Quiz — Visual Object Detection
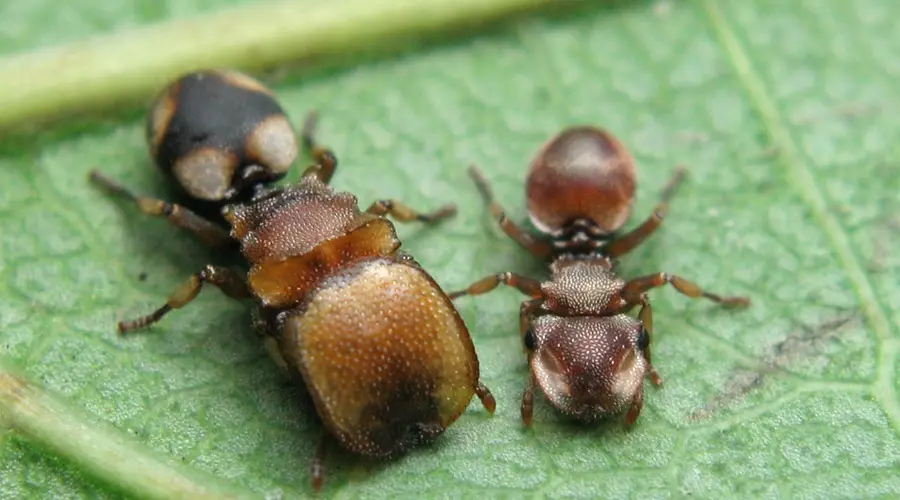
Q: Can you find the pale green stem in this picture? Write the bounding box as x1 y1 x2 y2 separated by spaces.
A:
0 0 568 129
0 364 263 500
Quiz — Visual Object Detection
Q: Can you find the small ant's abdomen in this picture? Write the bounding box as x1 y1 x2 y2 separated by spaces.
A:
280 257 481 457
526 126 636 235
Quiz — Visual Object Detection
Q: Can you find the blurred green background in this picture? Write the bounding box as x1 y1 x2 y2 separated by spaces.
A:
1 0 899 498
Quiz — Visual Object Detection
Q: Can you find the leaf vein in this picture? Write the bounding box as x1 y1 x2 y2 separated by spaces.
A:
702 0 900 435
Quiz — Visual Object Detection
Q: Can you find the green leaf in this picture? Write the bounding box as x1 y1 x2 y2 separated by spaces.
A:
3 0 900 498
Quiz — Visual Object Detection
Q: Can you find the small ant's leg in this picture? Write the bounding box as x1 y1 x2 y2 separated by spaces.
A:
448 272 543 300
518 300 540 427
310 433 328 492
624 384 645 427
521 372 536 427
637 298 663 386
89 170 231 248
475 382 497 414
520 299 542 338
299 111 337 184
468 165 553 260
605 166 687 259
117 265 250 334
637 296 654 335
621 272 750 308
365 199 456 225
518 299 540 427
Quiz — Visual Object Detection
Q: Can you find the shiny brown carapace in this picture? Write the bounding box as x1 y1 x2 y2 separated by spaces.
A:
90 107 495 492
526 126 636 236
449 126 750 427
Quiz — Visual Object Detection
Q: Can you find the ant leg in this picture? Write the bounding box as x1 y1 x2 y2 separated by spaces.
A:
447 272 543 300
475 382 497 414
520 299 542 337
117 265 250 334
624 384 645 427
521 372 536 427
365 199 456 225
637 298 663 386
621 272 750 308
468 165 553 260
605 166 687 259
299 111 337 184
89 170 231 248
310 433 328 492
260 335 290 375
519 299 540 427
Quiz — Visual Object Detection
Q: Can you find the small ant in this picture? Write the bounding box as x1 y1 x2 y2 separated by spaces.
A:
90 69 496 491
450 126 750 426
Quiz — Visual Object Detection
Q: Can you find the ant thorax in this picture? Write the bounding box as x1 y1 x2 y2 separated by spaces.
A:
541 256 624 316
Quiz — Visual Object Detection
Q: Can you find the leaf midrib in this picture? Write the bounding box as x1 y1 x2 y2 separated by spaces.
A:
701 0 900 434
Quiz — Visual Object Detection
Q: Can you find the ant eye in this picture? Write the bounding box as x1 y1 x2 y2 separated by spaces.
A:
524 328 536 350
637 328 650 350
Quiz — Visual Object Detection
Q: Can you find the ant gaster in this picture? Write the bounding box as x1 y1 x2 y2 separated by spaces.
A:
450 126 750 426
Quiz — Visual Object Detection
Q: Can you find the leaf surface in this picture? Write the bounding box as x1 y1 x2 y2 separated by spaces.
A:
2 0 900 498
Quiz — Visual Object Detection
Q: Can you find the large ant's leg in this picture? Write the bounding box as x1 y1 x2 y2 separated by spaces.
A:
365 199 456 225
299 111 338 184
637 298 663 386
453 259 505 418
89 171 232 248
304 112 456 223
117 265 250 334
475 382 497 414
620 272 750 308
606 166 686 259
468 165 553 260
447 272 543 300
358 127 455 224
310 433 328 492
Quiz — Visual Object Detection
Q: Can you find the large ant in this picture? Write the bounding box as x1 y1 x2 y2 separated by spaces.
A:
90 69 496 491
